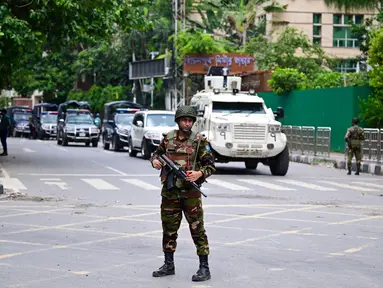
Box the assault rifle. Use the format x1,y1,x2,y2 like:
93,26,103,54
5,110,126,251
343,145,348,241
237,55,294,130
158,154,207,197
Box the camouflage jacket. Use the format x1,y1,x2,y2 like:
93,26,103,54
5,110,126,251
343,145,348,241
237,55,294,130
344,125,365,147
150,129,216,198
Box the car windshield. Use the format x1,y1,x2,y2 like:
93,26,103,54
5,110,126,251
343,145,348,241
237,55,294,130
115,114,134,125
212,101,265,114
146,114,175,127
41,114,57,124
67,114,94,125
13,113,31,121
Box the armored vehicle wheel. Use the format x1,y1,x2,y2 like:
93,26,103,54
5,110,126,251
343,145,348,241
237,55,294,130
128,138,137,157
85,141,90,147
92,140,98,147
269,146,289,176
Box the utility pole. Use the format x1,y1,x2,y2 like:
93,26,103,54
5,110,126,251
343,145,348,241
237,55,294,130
171,0,186,110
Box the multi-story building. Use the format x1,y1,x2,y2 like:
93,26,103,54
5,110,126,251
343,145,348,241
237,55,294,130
255,0,379,72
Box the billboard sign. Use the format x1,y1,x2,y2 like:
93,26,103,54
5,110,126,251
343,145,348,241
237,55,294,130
183,53,255,74
129,58,168,80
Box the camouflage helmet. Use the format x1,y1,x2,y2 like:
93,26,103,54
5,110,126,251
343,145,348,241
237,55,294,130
174,105,197,122
352,117,359,124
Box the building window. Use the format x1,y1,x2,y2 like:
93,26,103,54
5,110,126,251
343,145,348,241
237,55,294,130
313,13,322,45
333,14,363,48
313,13,321,24
336,59,358,73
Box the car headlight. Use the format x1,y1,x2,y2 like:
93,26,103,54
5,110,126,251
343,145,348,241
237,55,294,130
91,128,99,134
144,131,161,139
42,124,49,130
269,124,281,133
216,124,231,132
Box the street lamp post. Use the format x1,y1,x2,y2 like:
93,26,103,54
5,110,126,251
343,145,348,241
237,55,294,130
149,51,159,108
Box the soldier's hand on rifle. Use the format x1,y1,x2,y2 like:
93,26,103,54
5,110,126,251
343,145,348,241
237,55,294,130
186,171,203,182
152,159,163,170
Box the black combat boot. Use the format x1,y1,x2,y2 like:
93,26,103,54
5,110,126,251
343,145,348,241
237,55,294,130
347,167,351,175
192,255,211,282
152,252,175,277
355,165,360,175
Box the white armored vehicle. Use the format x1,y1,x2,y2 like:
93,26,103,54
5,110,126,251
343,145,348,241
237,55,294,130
190,66,289,176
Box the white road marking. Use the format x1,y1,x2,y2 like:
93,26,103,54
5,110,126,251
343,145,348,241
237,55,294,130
23,148,35,153
58,147,67,152
317,181,378,192
121,179,159,190
277,179,337,191
238,179,295,191
206,179,251,190
106,167,127,176
0,178,27,191
0,162,10,179
351,182,382,189
82,179,119,190
18,173,158,177
41,178,69,190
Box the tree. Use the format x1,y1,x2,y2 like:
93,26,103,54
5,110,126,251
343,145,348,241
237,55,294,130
0,0,151,90
189,0,286,47
359,27,383,128
245,27,331,76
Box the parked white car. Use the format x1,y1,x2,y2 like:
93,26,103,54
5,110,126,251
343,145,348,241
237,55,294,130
128,110,177,159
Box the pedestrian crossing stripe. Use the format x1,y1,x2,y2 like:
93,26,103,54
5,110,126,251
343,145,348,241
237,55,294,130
276,179,337,191
121,179,158,190
1,177,382,193
317,181,379,192
238,179,296,191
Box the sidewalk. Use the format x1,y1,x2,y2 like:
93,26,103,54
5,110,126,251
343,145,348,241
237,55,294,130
289,152,382,176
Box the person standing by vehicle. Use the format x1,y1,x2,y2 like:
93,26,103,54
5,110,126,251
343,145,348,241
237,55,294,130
94,113,101,129
150,106,216,282
0,108,11,156
344,117,365,175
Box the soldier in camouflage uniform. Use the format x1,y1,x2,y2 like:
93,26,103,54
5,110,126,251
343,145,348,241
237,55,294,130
150,105,216,282
344,117,365,175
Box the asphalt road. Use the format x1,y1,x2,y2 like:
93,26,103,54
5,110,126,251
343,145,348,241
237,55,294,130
0,137,382,288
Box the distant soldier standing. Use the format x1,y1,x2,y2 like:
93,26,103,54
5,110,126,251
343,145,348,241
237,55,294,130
344,117,365,175
150,106,216,282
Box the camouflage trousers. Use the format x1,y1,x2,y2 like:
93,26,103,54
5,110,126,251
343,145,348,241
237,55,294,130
161,195,209,256
347,146,362,169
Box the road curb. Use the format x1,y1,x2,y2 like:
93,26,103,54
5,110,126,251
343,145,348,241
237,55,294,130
289,154,383,176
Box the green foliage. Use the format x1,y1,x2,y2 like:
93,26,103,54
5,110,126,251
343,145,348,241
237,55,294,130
68,85,130,113
268,68,308,95
245,27,328,76
359,93,383,128
359,26,383,128
0,0,151,90
175,30,234,56
268,68,370,95
324,0,379,10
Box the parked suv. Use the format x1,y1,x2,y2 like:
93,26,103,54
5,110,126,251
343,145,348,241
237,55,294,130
32,103,58,140
102,100,143,151
128,110,177,159
57,100,99,147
